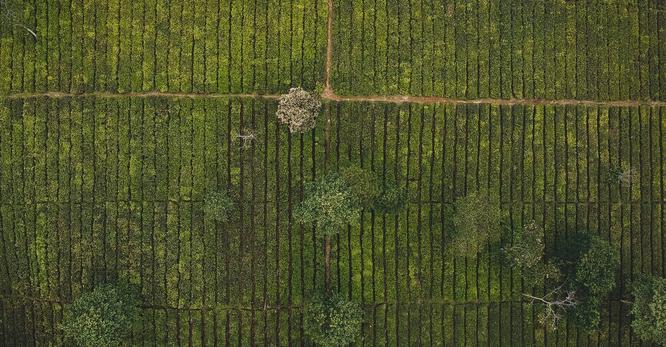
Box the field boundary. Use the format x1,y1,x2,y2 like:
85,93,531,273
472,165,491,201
2,91,666,108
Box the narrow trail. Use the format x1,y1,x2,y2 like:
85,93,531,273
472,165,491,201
3,90,665,108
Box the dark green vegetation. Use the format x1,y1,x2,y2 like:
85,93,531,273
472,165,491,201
334,0,666,100
296,172,358,237
303,293,363,346
631,274,666,346
0,0,665,345
61,283,140,346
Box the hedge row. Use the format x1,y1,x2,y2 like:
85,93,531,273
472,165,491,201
333,0,666,101
0,98,664,344
0,0,327,94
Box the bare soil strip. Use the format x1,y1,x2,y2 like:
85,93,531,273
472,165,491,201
3,90,665,108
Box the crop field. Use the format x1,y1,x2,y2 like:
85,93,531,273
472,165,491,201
333,0,665,100
0,1,665,346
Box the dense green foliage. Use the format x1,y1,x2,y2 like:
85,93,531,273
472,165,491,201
562,235,619,332
340,164,380,209
631,275,666,346
204,190,235,222
504,221,560,287
575,236,619,297
374,182,408,214
61,283,140,347
303,293,363,347
450,191,501,258
295,173,358,236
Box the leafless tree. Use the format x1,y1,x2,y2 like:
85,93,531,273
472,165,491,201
523,284,577,330
236,128,257,148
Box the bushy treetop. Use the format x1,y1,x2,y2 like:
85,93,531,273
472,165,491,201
631,274,666,346
303,293,363,347
450,191,502,258
61,283,140,347
276,87,322,134
295,173,358,236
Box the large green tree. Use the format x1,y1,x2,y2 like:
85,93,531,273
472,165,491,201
631,274,666,346
450,191,502,258
303,293,363,347
296,173,358,237
61,283,141,347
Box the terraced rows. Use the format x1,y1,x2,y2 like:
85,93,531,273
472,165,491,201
333,0,666,100
0,0,327,94
0,97,664,344
1,0,665,345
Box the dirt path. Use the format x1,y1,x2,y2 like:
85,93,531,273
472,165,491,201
4,90,665,108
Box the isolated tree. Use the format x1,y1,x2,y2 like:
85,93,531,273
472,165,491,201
303,293,363,347
204,189,235,222
276,87,321,133
61,283,140,347
340,164,380,209
504,220,560,287
0,0,36,38
450,191,501,258
630,274,666,346
295,173,358,237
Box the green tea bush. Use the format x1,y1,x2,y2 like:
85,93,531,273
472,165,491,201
630,274,666,346
204,190,235,222
374,182,408,214
504,221,560,287
61,283,140,347
276,87,322,133
303,293,363,347
295,173,358,236
340,165,380,209
450,191,502,258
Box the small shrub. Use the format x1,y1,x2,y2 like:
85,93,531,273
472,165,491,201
295,173,358,236
450,191,502,258
340,165,380,209
575,236,619,296
374,183,408,214
204,190,235,222
303,293,363,347
61,283,140,347
630,274,666,346
276,87,322,133
504,221,560,287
